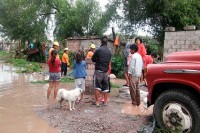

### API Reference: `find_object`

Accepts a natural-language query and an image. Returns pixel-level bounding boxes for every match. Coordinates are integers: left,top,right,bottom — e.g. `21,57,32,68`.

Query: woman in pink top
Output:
135,37,147,82
47,50,61,99
135,37,146,60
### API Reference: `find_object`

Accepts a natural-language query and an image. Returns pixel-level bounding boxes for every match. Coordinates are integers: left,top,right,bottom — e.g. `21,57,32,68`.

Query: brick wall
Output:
85,58,95,94
164,30,200,57
66,38,114,53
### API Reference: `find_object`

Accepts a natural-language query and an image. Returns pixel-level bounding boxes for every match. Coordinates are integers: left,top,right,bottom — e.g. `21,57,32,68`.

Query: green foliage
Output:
31,77,75,84
12,59,41,73
54,0,119,41
111,54,124,78
110,82,120,88
142,37,163,55
0,0,47,42
121,0,200,41
0,51,10,58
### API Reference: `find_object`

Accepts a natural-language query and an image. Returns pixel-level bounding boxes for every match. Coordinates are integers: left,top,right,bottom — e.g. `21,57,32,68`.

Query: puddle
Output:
0,61,58,133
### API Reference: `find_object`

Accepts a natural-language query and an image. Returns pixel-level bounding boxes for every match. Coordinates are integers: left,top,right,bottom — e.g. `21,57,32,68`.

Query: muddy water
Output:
0,61,58,133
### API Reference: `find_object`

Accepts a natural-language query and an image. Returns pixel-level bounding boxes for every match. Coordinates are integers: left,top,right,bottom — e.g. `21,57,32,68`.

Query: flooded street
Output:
0,60,153,133
0,61,58,133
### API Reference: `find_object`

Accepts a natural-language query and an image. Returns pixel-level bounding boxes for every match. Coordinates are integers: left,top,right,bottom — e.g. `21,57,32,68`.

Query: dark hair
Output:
135,37,143,43
151,52,157,58
101,36,108,45
75,50,84,64
130,44,138,52
51,50,57,65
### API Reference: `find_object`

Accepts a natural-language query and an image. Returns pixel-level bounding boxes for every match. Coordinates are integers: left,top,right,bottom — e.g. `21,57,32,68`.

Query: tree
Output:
54,0,119,41
0,0,48,43
121,0,200,41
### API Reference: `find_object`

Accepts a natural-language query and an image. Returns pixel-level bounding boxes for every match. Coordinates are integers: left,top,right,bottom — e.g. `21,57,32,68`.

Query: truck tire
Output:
154,90,200,133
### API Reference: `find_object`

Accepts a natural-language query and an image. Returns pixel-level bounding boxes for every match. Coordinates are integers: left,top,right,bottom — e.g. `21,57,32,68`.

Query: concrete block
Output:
165,27,175,32
172,44,180,49
85,80,93,86
195,30,200,35
164,42,172,49
181,45,189,49
86,76,94,81
185,31,196,35
110,74,116,79
176,31,186,36
183,25,196,31
168,49,176,53
185,41,195,45
192,45,199,50
86,70,95,75
177,40,185,45
168,40,176,45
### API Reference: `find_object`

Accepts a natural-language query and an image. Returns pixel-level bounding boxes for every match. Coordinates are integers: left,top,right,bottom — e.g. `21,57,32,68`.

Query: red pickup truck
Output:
146,51,200,132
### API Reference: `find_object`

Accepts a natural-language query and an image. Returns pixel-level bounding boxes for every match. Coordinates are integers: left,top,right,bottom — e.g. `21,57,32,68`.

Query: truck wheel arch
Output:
151,83,200,105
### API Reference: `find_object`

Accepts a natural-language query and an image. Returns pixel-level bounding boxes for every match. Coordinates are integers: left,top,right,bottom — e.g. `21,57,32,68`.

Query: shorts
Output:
95,70,109,93
49,72,61,81
75,78,85,91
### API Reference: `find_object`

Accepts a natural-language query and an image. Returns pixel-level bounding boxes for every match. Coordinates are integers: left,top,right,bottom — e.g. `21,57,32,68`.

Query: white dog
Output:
57,88,83,111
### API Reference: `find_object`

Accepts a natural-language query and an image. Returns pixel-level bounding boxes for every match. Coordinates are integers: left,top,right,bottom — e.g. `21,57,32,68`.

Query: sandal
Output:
123,84,129,87
92,101,100,107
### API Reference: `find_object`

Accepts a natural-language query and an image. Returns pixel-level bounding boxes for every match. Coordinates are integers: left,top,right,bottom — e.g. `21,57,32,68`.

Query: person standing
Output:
92,36,112,106
143,52,157,86
61,48,70,76
48,41,60,59
128,44,143,106
135,37,146,82
47,50,61,99
86,44,96,58
123,39,132,87
73,50,87,102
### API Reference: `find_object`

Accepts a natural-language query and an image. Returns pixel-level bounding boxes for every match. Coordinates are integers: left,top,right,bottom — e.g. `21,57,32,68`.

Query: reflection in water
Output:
0,61,58,133
122,102,153,116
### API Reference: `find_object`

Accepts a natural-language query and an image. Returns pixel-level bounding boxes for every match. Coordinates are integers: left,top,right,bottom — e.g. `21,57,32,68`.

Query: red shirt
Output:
47,57,61,72
137,43,146,60
144,55,153,68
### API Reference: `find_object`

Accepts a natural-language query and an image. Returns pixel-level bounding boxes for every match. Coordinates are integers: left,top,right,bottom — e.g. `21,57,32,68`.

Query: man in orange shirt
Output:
86,44,95,58
61,48,70,76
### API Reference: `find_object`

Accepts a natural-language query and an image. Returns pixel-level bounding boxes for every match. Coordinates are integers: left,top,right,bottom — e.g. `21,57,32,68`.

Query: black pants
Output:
61,62,67,76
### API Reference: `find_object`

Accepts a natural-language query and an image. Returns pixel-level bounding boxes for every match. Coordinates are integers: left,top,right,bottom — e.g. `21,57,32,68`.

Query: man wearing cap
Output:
86,44,96,58
61,48,70,76
48,41,60,59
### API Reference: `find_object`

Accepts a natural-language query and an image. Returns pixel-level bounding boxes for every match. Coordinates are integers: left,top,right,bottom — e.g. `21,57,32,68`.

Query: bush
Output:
111,54,124,78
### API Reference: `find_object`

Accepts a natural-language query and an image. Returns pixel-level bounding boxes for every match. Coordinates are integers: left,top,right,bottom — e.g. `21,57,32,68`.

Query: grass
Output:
0,51,11,58
30,77,75,84
110,82,121,88
0,51,41,73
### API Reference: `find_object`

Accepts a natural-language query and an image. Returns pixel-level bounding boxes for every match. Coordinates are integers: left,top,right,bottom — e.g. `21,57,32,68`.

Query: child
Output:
61,48,70,76
47,50,61,99
143,52,157,86
73,50,87,102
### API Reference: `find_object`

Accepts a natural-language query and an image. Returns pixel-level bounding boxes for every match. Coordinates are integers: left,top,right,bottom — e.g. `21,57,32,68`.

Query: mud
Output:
37,96,153,133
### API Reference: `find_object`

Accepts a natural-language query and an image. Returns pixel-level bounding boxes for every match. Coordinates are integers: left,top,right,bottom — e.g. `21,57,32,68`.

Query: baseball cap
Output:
90,44,95,49
53,41,59,46
64,48,69,51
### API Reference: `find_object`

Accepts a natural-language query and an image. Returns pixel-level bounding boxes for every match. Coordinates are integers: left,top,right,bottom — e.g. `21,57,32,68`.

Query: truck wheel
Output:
154,90,200,133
